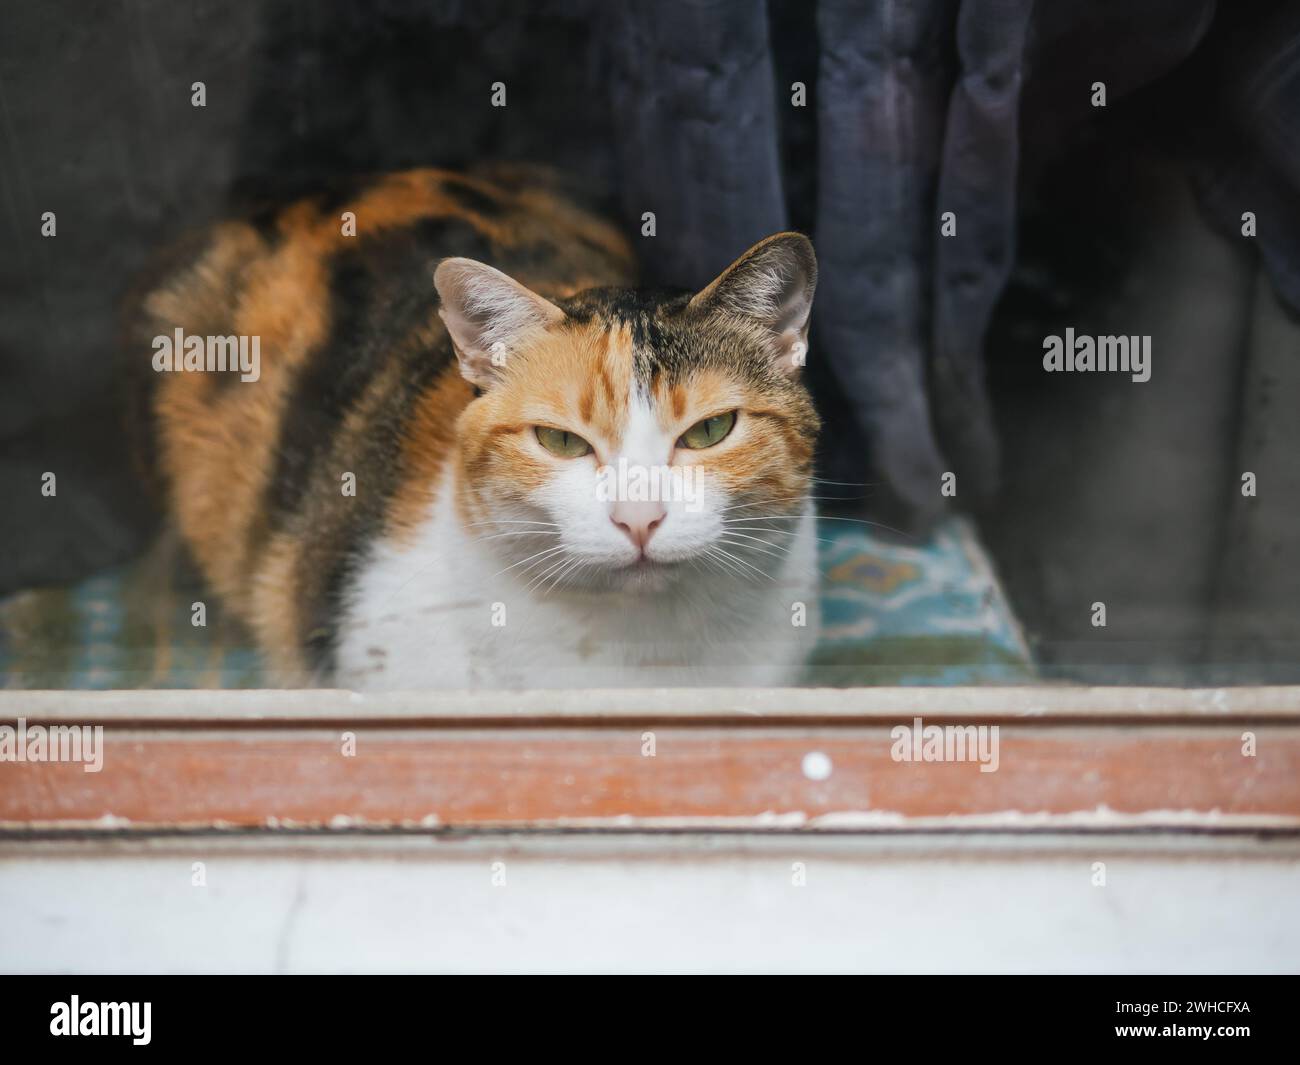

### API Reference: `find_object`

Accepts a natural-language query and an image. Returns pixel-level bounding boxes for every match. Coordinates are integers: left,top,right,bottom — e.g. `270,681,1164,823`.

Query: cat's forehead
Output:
498,307,744,449
557,286,763,392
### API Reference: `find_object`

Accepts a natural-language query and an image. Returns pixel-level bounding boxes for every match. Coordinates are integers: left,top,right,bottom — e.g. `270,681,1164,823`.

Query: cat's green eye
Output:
536,426,593,458
678,411,737,450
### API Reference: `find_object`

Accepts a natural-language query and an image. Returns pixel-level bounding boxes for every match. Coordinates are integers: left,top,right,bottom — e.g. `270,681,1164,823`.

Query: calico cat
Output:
131,165,821,688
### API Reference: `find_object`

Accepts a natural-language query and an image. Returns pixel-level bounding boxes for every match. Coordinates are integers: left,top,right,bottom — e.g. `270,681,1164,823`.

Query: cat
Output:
130,165,821,689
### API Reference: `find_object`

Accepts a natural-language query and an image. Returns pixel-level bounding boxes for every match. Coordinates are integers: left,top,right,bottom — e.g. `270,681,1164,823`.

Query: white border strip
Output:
3,685,1300,722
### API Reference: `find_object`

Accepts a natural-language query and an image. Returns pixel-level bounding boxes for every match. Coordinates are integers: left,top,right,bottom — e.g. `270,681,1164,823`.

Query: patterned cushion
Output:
809,516,1032,685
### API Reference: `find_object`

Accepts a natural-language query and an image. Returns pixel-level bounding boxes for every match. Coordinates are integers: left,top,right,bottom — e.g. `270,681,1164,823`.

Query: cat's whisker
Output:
721,503,827,515
541,554,587,597
709,543,774,583
534,554,574,594
467,529,558,547
519,551,573,585
686,555,713,582
726,513,914,539
717,498,807,515
809,477,881,488
722,518,809,529
386,532,555,604
718,493,876,514
705,555,739,579
465,519,562,529
523,549,575,590
697,549,740,581
489,543,568,581
694,555,734,585
719,496,917,542
535,559,582,600
713,550,764,583
717,539,784,573
716,533,789,560
722,522,837,546
553,559,594,594
693,544,737,577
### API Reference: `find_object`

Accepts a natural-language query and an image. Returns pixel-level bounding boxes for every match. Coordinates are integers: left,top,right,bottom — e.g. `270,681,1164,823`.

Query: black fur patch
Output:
440,177,506,218
265,216,488,534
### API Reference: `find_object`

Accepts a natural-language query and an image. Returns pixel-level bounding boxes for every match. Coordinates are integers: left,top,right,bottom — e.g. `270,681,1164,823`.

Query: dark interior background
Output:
2,0,1299,682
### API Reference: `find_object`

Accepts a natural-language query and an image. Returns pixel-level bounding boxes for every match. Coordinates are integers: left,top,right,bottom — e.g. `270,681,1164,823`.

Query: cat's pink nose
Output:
611,500,666,551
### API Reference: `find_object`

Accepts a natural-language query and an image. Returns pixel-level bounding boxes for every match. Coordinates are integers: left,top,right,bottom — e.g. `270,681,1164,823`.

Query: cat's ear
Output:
688,232,817,375
435,258,564,388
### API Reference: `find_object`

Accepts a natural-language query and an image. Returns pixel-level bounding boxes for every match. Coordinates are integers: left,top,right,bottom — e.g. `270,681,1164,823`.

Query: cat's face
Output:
436,234,819,592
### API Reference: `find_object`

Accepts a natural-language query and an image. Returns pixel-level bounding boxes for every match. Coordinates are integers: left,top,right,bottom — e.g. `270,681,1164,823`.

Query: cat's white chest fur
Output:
335,481,820,690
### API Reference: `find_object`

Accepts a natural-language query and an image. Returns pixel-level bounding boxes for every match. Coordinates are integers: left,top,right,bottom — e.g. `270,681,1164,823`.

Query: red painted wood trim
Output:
2,725,1295,831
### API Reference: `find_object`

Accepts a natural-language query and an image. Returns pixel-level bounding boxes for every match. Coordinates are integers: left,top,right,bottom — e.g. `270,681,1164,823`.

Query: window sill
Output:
3,686,1298,834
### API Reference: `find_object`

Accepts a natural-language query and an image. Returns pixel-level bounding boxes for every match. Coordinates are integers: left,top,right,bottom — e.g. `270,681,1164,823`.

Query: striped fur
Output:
131,167,821,687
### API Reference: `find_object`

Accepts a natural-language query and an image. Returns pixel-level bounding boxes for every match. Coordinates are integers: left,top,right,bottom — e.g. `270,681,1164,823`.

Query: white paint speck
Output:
802,751,833,781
